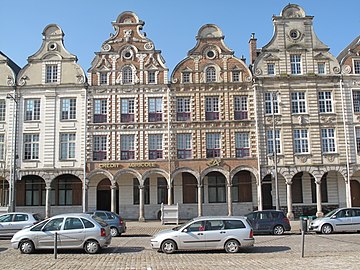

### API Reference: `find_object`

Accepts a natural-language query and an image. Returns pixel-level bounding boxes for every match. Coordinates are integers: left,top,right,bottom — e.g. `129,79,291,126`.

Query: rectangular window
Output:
318,91,333,113
354,60,360,74
0,134,4,160
148,71,156,83
321,128,336,153
294,129,309,154
121,98,135,122
176,97,191,121
61,98,76,120
25,99,41,121
206,133,221,158
93,135,107,161
205,96,219,120
318,62,325,74
93,99,107,123
234,96,248,120
60,133,76,160
24,134,39,160
352,91,360,113
177,133,192,159
148,97,162,122
121,134,135,160
208,174,226,203
291,92,306,114
157,177,172,204
267,129,280,155
149,134,163,159
0,100,5,122
265,92,278,114
290,54,302,74
133,178,150,205
45,64,58,83
267,63,275,75
232,71,240,82
100,73,108,85
356,128,360,153
235,132,250,158
182,72,190,83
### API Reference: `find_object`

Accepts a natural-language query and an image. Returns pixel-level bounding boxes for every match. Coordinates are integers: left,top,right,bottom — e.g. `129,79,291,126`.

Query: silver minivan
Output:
11,213,111,254
151,216,254,254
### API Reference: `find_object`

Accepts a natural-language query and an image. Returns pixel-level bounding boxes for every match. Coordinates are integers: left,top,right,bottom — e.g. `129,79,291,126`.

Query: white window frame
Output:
61,98,76,120
354,59,360,74
93,135,107,160
317,62,325,74
235,132,250,158
120,134,135,160
267,63,275,75
60,133,76,160
206,66,216,82
267,129,281,155
99,72,108,85
0,100,5,122
123,66,133,84
149,134,163,159
206,133,221,158
45,64,58,83
24,134,40,160
318,91,333,113
177,133,192,159
291,92,306,114
232,70,240,82
25,99,41,121
265,92,279,115
294,129,309,154
321,128,336,153
290,54,302,75
0,134,4,160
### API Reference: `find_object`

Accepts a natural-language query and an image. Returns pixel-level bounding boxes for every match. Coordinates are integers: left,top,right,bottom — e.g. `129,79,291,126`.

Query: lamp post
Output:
272,92,280,210
6,92,19,212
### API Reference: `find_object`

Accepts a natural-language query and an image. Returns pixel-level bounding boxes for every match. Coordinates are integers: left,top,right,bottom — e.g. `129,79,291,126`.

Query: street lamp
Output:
6,92,19,212
271,92,280,210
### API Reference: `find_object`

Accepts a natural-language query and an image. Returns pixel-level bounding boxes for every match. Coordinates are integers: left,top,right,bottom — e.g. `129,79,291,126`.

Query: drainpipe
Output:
82,83,88,212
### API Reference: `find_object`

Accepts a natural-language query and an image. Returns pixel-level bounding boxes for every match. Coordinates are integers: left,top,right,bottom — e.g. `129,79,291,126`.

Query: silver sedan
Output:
0,212,43,237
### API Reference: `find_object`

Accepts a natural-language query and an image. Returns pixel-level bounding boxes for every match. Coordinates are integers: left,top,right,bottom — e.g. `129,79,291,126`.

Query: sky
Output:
1,0,359,74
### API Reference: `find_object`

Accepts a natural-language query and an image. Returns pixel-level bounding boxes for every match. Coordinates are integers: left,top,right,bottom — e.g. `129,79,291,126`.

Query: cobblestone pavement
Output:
0,221,359,270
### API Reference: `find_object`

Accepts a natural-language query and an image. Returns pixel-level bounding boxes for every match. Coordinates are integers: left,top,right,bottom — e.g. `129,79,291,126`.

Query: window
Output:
121,134,135,160
267,63,275,75
294,129,309,154
45,64,58,83
133,178,150,205
321,128,336,153
25,99,40,121
25,178,46,206
318,91,333,113
318,62,325,74
354,60,360,74
0,134,4,160
93,135,107,160
0,100,5,121
148,97,162,122
291,92,306,114
61,98,76,120
176,97,191,121
182,175,198,204
232,171,252,202
208,173,226,203
64,217,84,230
24,134,39,160
234,96,248,120
356,128,360,153
265,93,278,114
352,91,360,112
93,99,107,123
205,96,219,120
206,67,216,82
148,71,156,84
206,133,221,158
123,66,133,84
58,179,72,205
121,98,135,122
157,177,173,204
182,72,190,83
232,71,240,82
149,134,163,159
267,129,280,155
60,133,76,160
43,218,64,231
100,73,108,85
177,134,192,159
235,132,250,158
290,54,301,74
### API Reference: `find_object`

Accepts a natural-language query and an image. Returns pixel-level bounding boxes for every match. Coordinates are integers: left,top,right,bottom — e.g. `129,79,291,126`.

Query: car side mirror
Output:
182,228,188,233
330,215,336,219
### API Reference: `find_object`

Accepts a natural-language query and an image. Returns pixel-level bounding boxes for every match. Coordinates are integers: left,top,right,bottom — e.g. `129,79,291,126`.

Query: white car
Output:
151,216,254,254
11,213,111,254
0,212,43,237
309,207,360,234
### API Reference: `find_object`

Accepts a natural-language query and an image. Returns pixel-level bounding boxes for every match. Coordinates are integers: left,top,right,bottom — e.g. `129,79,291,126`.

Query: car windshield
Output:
324,209,337,217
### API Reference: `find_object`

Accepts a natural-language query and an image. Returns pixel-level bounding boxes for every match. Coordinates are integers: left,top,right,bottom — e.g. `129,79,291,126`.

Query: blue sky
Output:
1,0,359,73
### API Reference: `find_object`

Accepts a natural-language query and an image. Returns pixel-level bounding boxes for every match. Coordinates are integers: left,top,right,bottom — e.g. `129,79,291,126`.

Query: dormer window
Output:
206,67,216,82
46,64,58,83
317,62,325,74
148,71,156,84
100,72,108,85
123,66,133,84
290,54,302,75
354,60,360,74
232,71,240,82
182,72,190,83
267,63,275,75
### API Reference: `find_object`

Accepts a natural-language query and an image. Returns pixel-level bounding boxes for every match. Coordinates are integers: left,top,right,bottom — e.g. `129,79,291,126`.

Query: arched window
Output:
123,66,133,84
206,67,216,82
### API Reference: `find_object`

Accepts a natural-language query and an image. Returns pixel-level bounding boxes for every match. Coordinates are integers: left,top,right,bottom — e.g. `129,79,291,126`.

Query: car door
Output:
332,209,354,232
59,217,85,248
0,214,14,236
12,214,31,233
255,212,272,232
203,220,225,249
353,209,360,231
178,221,206,250
37,217,64,248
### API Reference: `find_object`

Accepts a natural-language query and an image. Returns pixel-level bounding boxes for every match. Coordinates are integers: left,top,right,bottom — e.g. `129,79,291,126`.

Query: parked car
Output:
0,212,43,237
245,210,291,235
11,213,111,254
86,210,126,237
308,207,360,234
151,216,254,254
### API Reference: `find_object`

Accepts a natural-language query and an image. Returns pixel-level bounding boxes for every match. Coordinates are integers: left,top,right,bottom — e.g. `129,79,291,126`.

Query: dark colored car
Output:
245,210,291,235
87,210,126,237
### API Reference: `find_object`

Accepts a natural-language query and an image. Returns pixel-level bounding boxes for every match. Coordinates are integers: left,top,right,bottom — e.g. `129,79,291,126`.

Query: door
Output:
262,183,273,209
37,218,64,248
59,217,85,248
333,209,354,232
178,221,206,250
351,180,360,207
254,212,272,232
0,214,14,236
11,214,32,233
203,220,225,249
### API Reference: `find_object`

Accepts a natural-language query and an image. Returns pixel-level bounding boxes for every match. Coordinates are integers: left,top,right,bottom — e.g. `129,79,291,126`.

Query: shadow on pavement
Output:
121,234,151,237
243,246,290,253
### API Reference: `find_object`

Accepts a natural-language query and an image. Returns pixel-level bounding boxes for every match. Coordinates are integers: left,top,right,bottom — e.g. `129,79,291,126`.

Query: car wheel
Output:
19,240,35,254
224,239,240,253
321,224,333,234
110,227,119,237
161,239,177,254
84,240,100,254
273,225,285,235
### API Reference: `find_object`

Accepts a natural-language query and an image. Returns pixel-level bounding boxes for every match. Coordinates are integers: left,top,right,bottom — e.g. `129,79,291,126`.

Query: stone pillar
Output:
111,184,117,213
45,186,51,218
197,184,203,216
227,184,233,216
316,180,324,217
257,179,263,211
167,182,172,205
138,185,145,222
286,181,294,220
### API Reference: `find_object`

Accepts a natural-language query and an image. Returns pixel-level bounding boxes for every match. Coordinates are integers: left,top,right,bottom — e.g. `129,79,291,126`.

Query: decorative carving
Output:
19,75,29,86
255,68,262,75
144,42,154,50
333,66,341,74
7,76,15,86
245,76,252,82
123,29,133,41
342,65,351,74
324,155,335,162
320,115,336,123
76,75,85,84
296,155,310,163
102,43,111,52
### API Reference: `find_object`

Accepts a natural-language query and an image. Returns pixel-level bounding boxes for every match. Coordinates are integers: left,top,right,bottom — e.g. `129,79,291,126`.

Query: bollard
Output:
54,232,58,259
300,218,307,258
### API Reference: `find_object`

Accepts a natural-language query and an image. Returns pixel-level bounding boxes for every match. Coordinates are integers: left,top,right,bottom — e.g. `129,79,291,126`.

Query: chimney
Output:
249,33,257,65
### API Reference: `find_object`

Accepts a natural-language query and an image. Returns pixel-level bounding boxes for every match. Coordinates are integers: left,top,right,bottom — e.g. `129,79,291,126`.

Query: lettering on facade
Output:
208,159,221,167
99,163,121,169
129,163,157,168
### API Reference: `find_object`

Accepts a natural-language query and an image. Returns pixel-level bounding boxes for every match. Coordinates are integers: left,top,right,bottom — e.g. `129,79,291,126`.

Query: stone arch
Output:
200,167,229,185
171,167,200,185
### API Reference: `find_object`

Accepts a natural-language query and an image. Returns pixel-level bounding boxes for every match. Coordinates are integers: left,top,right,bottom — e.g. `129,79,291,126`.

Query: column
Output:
257,179,263,211
227,184,233,216
111,184,117,213
316,181,323,217
286,181,294,220
167,182,172,205
138,185,145,222
197,184,203,216
45,186,51,218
